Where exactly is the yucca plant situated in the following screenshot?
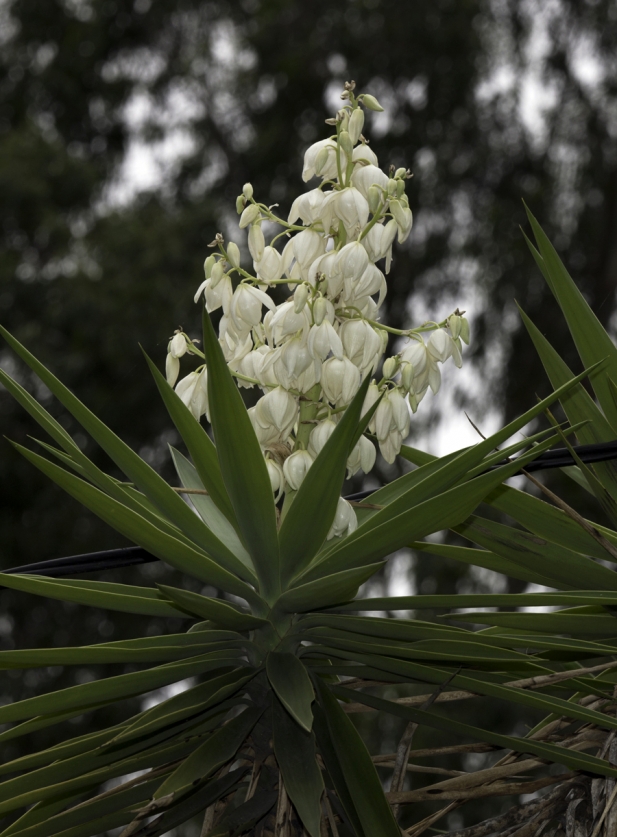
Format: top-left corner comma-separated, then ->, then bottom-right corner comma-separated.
4,91 -> 617,835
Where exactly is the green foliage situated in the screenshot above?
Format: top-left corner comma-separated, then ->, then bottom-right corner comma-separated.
5,216 -> 617,833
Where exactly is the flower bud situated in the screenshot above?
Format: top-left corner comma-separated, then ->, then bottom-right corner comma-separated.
368,184 -> 382,214
170,333 -> 188,358
210,260 -> 225,288
387,178 -> 397,196
239,203 -> 260,229
362,94 -> 384,112
203,254 -> 216,278
283,449 -> 314,490
382,356 -> 398,380
165,353 -> 180,386
460,317 -> 470,344
448,314 -> 462,340
236,195 -> 245,214
338,109 -> 349,131
242,182 -> 253,199
359,435 -> 376,473
395,167 -> 407,178
400,361 -> 414,393
396,179 -> 405,198
339,130 -> 353,156
312,296 -> 328,326
294,283 -> 310,313
248,223 -> 265,262
314,146 -> 331,176
348,107 -> 365,145
226,241 -> 241,269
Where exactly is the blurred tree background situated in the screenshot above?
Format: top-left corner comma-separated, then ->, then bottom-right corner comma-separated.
2,0 -> 617,832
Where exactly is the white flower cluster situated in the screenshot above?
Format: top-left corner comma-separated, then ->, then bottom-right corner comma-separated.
166,81 -> 468,536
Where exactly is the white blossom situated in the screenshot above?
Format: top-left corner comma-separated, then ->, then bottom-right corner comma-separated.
256,246 -> 283,284
308,419 -> 337,459
351,164 -> 389,201
229,284 -> 275,333
288,188 -> 326,225
339,319 -> 383,371
283,449 -> 314,490
327,497 -> 357,539
321,356 -> 361,405
255,386 -> 298,437
307,320 -> 343,362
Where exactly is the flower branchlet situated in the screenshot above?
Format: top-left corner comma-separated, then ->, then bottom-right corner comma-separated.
166,82 -> 469,532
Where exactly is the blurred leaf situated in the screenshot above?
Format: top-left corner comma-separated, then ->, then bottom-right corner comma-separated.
524,209 -> 617,430
334,684 -> 617,777
316,679 -> 401,837
154,705 -> 263,798
272,693 -> 323,837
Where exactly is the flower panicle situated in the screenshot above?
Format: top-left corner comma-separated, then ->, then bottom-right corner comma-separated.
166,83 -> 469,524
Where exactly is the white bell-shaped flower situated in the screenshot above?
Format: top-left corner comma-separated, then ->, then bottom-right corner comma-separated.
374,393 -> 393,441
352,144 -> 378,167
302,139 -> 346,182
221,323 -> 253,366
363,219 -> 397,262
362,382 -> 382,433
389,199 -> 413,242
359,435 -> 377,473
339,319 -> 383,371
279,334 -> 313,380
248,223 -> 265,262
308,419 -> 337,459
400,339 -> 428,375
165,353 -> 180,386
379,429 -> 403,465
204,275 -> 233,314
229,284 -> 275,333
343,262 -> 384,305
295,357 -> 322,392
427,329 -> 453,363
389,388 -> 410,436
256,246 -> 283,284
327,497 -> 358,540
283,449 -> 314,490
248,406 -> 281,446
307,320 -> 343,362
176,368 -> 209,421
332,187 -> 370,237
336,241 -> 369,282
351,164 -> 389,201
346,434 -> 376,478
266,458 -> 285,498
321,356 -> 361,405
255,386 -> 299,437
288,188 -> 326,225
270,301 -> 310,344
292,229 -> 325,277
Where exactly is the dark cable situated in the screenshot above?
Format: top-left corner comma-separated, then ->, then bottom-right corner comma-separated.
3,441 -> 617,582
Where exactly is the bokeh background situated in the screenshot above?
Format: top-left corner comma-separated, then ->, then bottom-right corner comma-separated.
2,0 -> 617,833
